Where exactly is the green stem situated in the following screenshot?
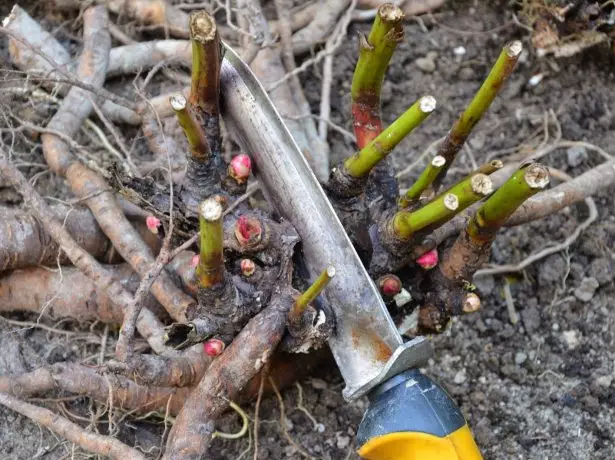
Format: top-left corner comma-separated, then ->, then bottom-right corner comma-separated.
467,163 -> 550,242
400,155 -> 446,208
170,94 -> 211,162
292,266 -> 336,318
392,172 -> 494,241
351,3 -> 404,147
433,41 -> 522,188
196,198 -> 225,288
344,95 -> 436,178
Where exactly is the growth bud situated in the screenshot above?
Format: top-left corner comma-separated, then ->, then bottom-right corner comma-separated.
146,216 -> 161,234
462,293 -> 481,313
228,154 -> 252,184
378,274 -> 402,297
416,249 -> 439,270
203,338 -> 225,356
240,258 -> 256,277
234,215 -> 262,246
191,254 -> 200,267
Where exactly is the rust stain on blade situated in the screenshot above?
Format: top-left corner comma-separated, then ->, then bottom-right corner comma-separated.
351,322 -> 393,364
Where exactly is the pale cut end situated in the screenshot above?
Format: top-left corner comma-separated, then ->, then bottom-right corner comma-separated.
420,95 -> 437,113
506,40 -> 523,58
189,11 -> 217,43
199,198 -> 223,222
444,193 -> 459,211
379,3 -> 404,23
169,94 -> 187,111
525,163 -> 550,189
2,5 -> 18,27
431,155 -> 446,168
326,266 -> 336,278
471,174 -> 494,196
463,293 -> 481,313
490,159 -> 504,170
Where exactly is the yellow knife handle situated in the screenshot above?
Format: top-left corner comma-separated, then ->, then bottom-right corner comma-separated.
356,369 -> 483,460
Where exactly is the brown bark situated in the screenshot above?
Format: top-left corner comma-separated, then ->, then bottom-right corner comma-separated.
113,345 -> 210,387
0,157 -> 175,354
163,289 -> 293,459
33,6 -> 194,323
0,362 -> 190,415
0,204 -> 159,271
0,264 -> 165,323
0,392 -> 147,460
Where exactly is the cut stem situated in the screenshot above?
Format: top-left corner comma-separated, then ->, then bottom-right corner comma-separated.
170,94 -> 211,162
196,198 -> 225,288
476,159 -> 504,176
345,96 -> 436,178
400,155 -> 446,208
189,11 -> 221,116
291,266 -> 336,319
433,41 -> 522,189
351,3 -> 404,148
467,163 -> 550,242
392,173 -> 493,241
441,163 -> 550,283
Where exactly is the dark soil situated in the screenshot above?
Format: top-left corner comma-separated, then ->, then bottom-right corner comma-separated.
1,1 -> 614,459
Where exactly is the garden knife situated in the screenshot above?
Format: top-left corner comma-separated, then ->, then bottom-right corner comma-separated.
219,44 -> 482,460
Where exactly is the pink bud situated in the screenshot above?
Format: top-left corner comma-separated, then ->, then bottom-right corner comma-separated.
240,258 -> 255,277
203,338 -> 225,357
228,154 -> 252,184
378,274 -> 402,297
191,254 -> 200,267
416,249 -> 438,270
146,216 -> 161,234
234,215 -> 262,246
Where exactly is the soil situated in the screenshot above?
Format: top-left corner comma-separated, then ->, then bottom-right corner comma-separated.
1,1 -> 615,459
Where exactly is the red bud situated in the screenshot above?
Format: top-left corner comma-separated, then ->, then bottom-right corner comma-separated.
234,215 -> 262,246
378,274 -> 402,297
203,338 -> 225,357
240,258 -> 256,277
416,249 -> 438,270
191,254 -> 200,267
146,216 -> 161,234
228,154 -> 252,183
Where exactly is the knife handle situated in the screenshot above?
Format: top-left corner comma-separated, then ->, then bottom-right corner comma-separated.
356,369 -> 482,460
